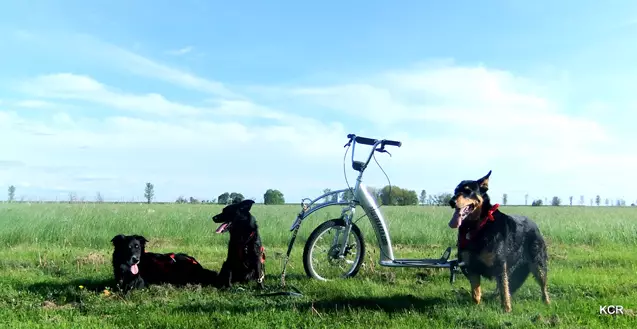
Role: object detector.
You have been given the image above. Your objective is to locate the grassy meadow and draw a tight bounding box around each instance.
[0,202,635,328]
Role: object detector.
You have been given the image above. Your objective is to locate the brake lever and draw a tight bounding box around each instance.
[375,148,392,157]
[344,139,353,148]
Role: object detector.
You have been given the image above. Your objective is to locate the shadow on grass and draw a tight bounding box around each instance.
[19,273,302,304]
[264,272,307,281]
[177,294,448,315]
[19,277,114,303]
[304,295,447,314]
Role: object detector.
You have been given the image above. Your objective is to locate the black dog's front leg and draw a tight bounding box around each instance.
[114,265,127,291]
[115,265,145,293]
[132,276,146,290]
[217,262,233,289]
[117,275,145,294]
[125,276,146,293]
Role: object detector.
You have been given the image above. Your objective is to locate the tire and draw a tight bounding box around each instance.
[302,219,366,281]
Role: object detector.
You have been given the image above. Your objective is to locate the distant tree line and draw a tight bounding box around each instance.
[4,184,636,207]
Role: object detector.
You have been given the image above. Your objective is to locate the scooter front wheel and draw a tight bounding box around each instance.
[302,219,365,281]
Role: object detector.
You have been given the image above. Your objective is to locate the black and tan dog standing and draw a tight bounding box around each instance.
[448,170,550,312]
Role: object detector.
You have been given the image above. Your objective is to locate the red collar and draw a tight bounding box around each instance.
[458,203,500,249]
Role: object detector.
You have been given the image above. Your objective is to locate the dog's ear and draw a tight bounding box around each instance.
[477,170,491,192]
[111,234,125,246]
[238,199,255,213]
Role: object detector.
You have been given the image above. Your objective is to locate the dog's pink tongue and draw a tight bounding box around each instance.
[130,264,139,275]
[215,223,229,234]
[448,209,462,228]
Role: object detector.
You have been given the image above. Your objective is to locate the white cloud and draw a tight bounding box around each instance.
[13,100,56,108]
[278,63,611,151]
[0,104,348,202]
[166,46,194,56]
[70,35,241,99]
[18,73,204,117]
[11,30,240,99]
[244,61,635,202]
[1,34,635,204]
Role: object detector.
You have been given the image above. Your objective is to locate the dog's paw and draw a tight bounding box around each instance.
[215,283,232,291]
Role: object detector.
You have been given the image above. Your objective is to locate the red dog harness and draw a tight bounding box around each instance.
[458,203,500,249]
[238,231,266,284]
[144,251,199,273]
[240,232,266,265]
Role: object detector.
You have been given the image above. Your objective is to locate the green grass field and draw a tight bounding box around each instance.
[0,203,635,328]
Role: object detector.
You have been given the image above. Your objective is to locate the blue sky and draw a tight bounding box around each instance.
[1,0,636,205]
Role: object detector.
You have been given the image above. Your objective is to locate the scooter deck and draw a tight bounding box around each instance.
[378,247,466,283]
[380,259,459,268]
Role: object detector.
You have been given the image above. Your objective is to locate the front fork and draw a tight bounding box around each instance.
[335,204,356,258]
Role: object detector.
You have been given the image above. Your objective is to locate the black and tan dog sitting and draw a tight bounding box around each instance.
[212,199,266,290]
[111,234,218,292]
[448,170,550,312]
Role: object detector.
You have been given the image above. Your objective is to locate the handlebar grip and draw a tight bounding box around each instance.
[347,134,400,147]
[354,136,378,146]
[383,139,402,147]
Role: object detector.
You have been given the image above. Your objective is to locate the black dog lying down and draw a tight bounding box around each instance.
[111,234,218,292]
[448,170,550,313]
[212,199,266,290]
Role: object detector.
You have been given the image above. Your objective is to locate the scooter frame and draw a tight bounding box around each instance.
[279,134,464,287]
